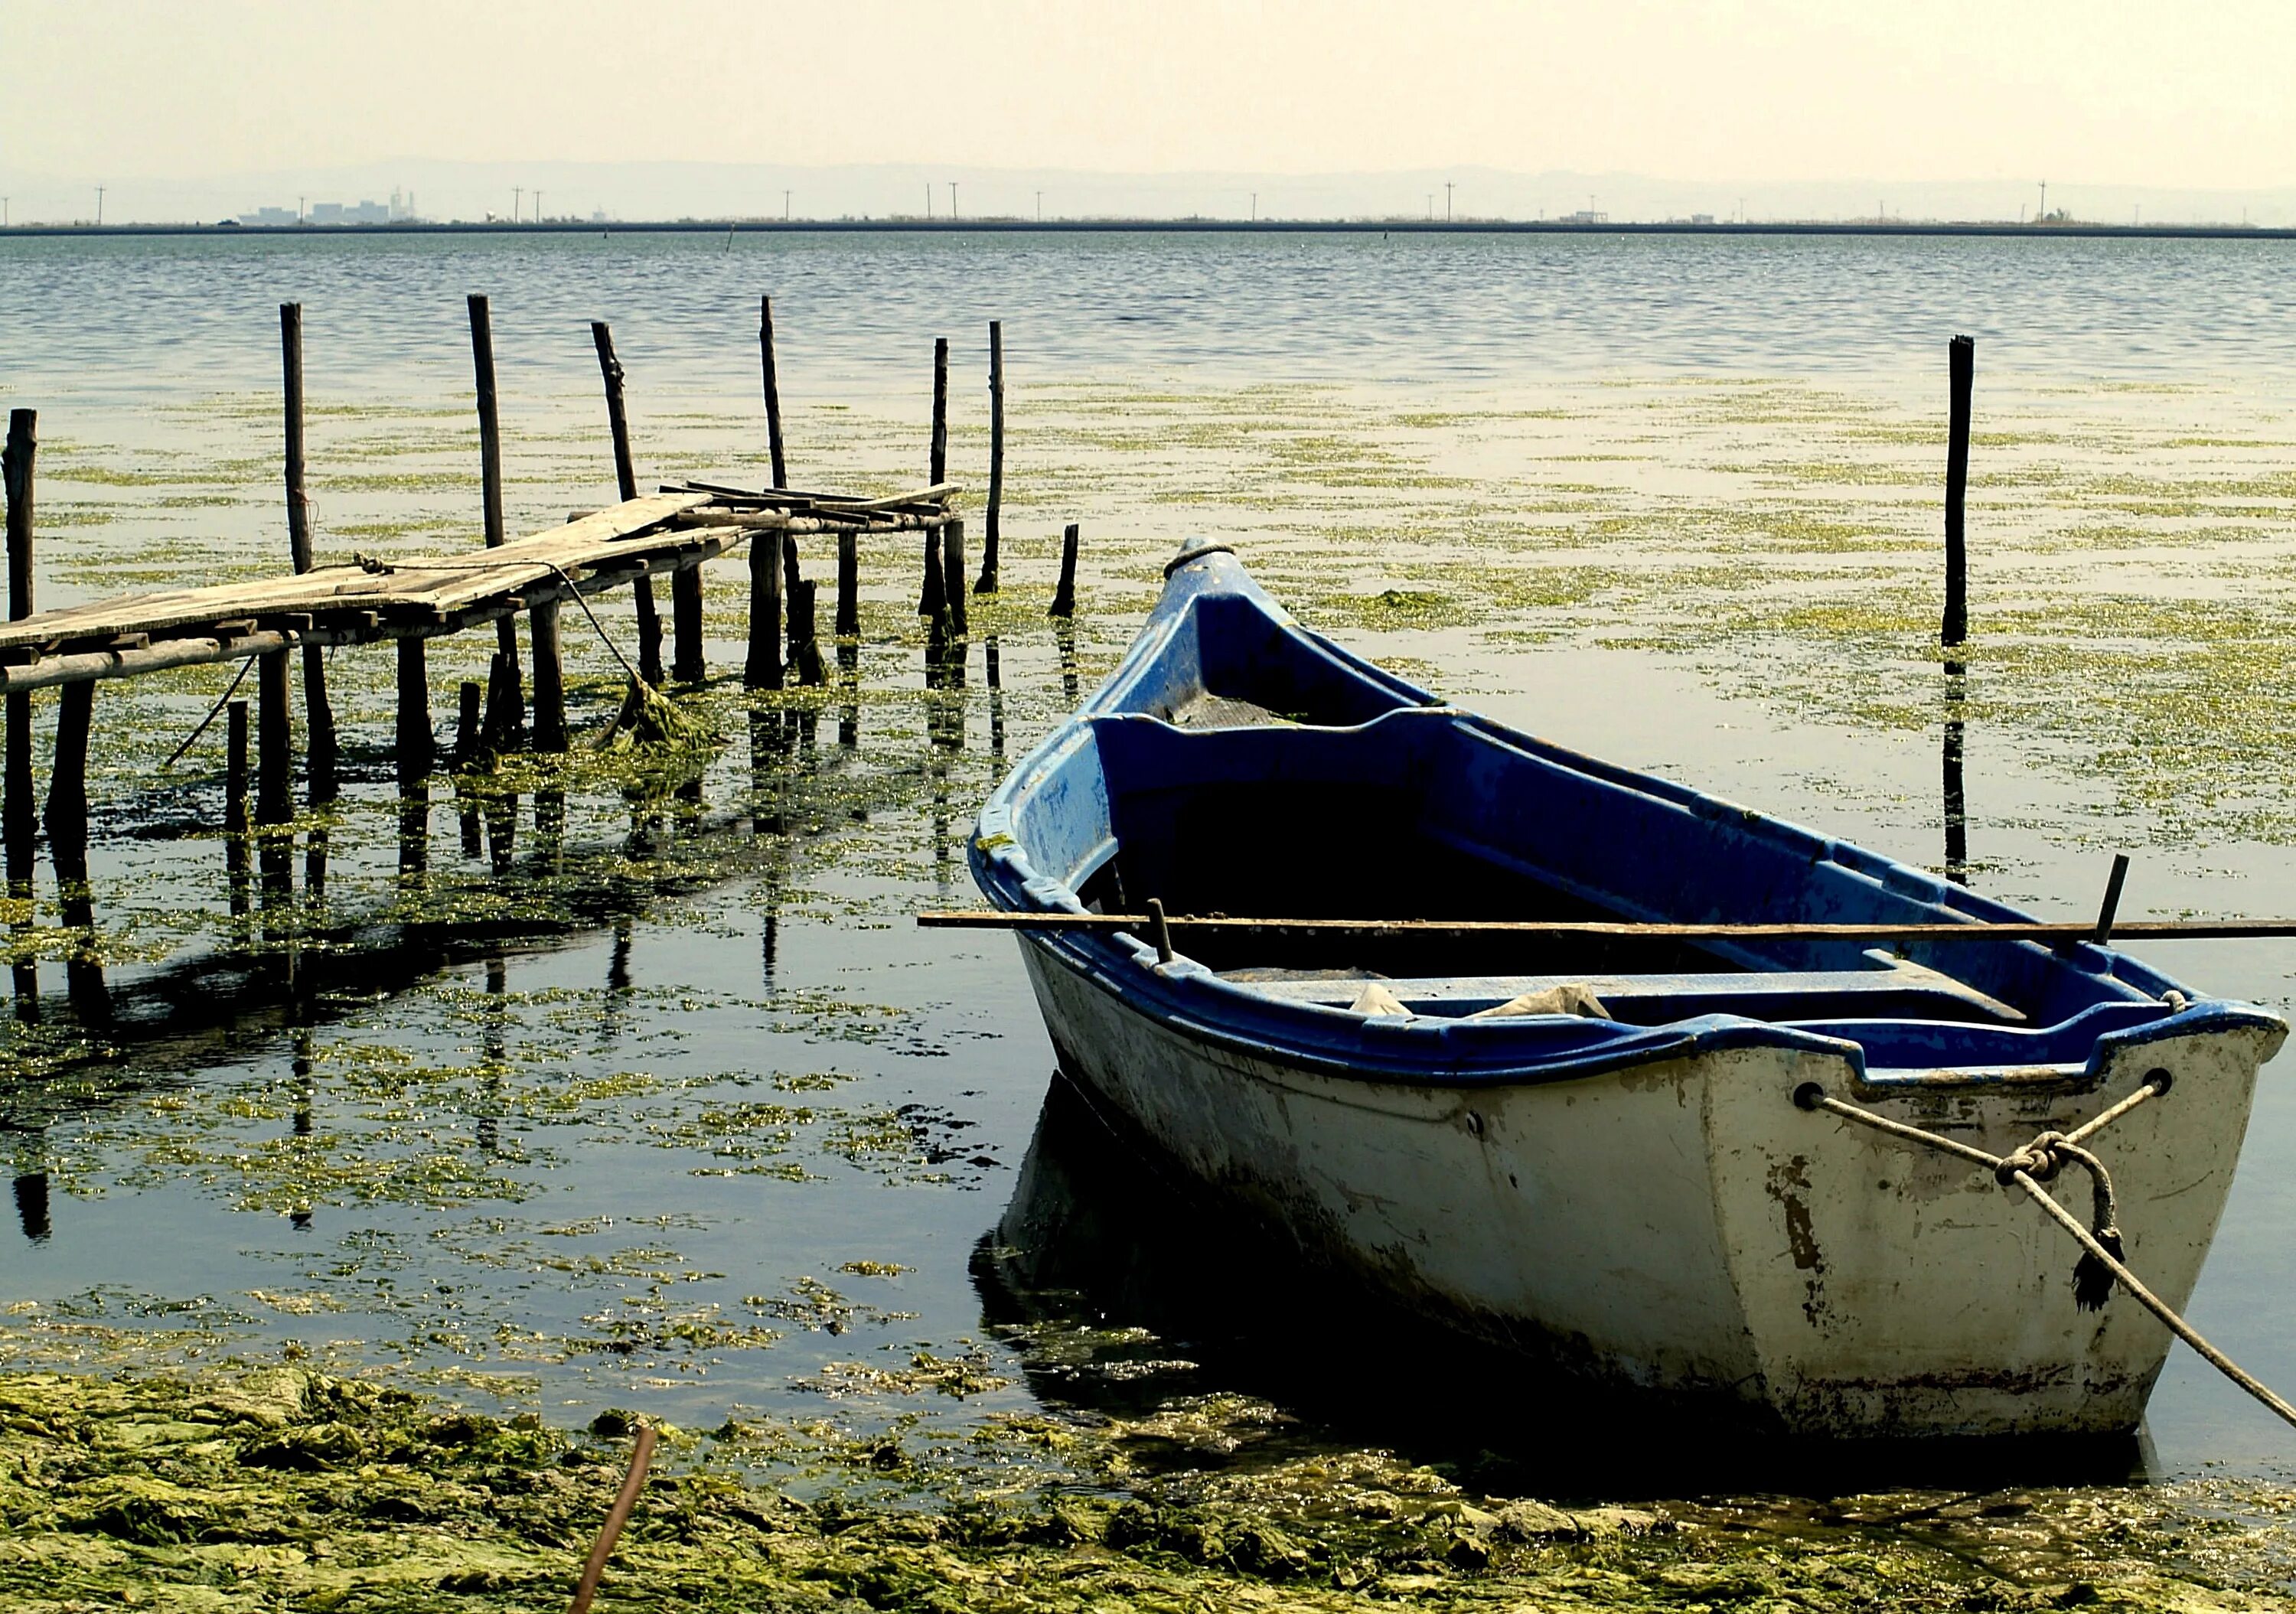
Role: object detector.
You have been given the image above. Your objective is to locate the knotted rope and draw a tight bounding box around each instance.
[1793,1072,2296,1433]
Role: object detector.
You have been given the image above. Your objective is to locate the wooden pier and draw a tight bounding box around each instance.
[0,295,1083,1029]
[0,483,955,699]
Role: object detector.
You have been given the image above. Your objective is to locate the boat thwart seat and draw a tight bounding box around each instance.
[1226,950,2027,1025]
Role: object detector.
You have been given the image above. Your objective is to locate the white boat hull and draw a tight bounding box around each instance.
[1020,938,2275,1437]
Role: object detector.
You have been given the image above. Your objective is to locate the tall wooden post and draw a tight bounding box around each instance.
[257,649,293,825]
[1050,522,1079,618]
[930,336,949,486]
[746,523,784,690]
[2,410,36,901]
[835,530,859,637]
[396,637,433,783]
[468,294,523,732]
[1942,334,1974,647]
[3,410,34,1021]
[976,320,1002,592]
[592,321,662,685]
[760,295,788,489]
[920,337,950,617]
[530,601,567,751]
[941,517,967,637]
[280,303,338,801]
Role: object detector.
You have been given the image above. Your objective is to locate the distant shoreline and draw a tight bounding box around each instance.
[4,219,2291,240]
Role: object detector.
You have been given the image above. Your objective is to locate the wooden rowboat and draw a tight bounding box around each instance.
[968,545,2286,1437]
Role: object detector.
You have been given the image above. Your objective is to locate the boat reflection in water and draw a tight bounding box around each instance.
[975,1071,2160,1498]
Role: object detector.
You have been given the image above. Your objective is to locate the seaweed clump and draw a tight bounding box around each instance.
[3,1365,2293,1611]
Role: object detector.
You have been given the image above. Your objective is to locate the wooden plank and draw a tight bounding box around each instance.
[0,493,706,651]
[917,911,2296,944]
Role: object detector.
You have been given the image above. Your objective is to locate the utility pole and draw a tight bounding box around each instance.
[1035,190,1042,221]
[1251,191,1257,221]
[95,186,105,226]
[949,181,958,220]
[784,189,791,221]
[925,184,932,219]
[3,198,10,228]
[1446,181,1453,221]
[298,195,305,224]
[534,190,543,222]
[513,187,523,223]
[2038,180,2047,222]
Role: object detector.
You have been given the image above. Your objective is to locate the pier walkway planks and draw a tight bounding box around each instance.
[0,484,953,693]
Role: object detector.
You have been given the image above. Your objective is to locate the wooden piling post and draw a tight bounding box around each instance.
[468,294,524,733]
[760,295,788,489]
[280,303,338,802]
[44,684,91,876]
[1942,334,1974,647]
[745,523,784,691]
[977,321,1002,592]
[530,601,567,751]
[45,679,105,1021]
[1049,522,1079,618]
[591,321,662,685]
[941,517,968,636]
[835,531,859,638]
[224,700,249,921]
[227,701,249,835]
[670,561,706,683]
[920,337,949,616]
[918,527,947,619]
[791,579,826,686]
[2,409,36,900]
[930,336,949,485]
[454,680,482,770]
[396,637,433,782]
[256,649,292,825]
[482,650,523,749]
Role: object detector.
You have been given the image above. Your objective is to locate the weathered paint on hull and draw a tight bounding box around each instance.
[1020,937,2272,1437]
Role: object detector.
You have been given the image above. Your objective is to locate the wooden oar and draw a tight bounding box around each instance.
[917,911,2296,944]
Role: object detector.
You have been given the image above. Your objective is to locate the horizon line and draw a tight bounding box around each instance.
[4,218,2291,240]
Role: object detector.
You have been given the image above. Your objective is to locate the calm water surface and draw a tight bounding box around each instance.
[0,231,2291,1487]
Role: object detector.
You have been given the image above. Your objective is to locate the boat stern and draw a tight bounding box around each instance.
[1702,1010,2284,1436]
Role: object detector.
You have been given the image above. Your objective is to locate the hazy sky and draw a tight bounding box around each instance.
[8,0,2294,190]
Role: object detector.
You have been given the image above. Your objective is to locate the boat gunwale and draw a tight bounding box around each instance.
[969,549,2288,1095]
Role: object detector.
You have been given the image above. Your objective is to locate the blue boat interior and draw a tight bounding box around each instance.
[977,552,2245,1078]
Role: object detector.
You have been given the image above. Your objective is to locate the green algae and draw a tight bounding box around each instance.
[2,1364,2291,1612]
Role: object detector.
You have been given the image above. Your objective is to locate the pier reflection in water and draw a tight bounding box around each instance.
[1943,660,1968,885]
[977,1071,2155,1497]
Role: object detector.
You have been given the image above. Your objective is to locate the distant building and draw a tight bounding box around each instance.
[1690,213,1716,226]
[237,198,397,227]
[1562,209,1609,225]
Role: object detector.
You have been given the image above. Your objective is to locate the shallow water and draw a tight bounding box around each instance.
[0,230,2293,1511]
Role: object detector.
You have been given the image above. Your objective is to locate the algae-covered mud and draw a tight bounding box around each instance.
[10,1362,2296,1612]
[0,231,2293,1604]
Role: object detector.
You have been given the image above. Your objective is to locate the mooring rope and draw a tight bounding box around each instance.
[1794,1076,2296,1432]
[158,651,258,771]
[354,551,647,690]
